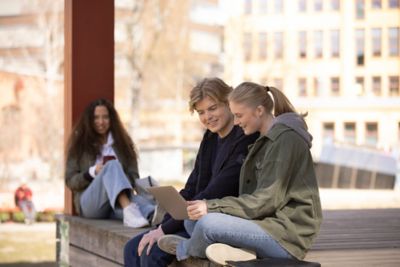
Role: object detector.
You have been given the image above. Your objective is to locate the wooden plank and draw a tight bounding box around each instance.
[63,209,400,266]
[70,245,122,267]
[305,248,400,267]
[68,216,148,265]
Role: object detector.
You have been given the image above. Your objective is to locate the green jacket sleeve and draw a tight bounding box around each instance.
[65,155,93,192]
[207,133,299,219]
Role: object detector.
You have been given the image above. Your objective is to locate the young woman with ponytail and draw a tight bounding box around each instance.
[157,82,322,265]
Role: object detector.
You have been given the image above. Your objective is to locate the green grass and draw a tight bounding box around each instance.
[0,223,56,264]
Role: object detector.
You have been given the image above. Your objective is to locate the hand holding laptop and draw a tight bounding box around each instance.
[187,200,208,220]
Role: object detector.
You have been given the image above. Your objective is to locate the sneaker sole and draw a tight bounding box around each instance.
[206,243,256,266]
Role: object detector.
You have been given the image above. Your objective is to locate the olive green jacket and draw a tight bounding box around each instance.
[207,123,322,259]
[65,146,139,214]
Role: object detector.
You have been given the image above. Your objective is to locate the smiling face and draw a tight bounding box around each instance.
[194,96,233,138]
[229,101,265,135]
[93,105,110,138]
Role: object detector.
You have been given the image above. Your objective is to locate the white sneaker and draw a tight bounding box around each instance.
[206,243,256,266]
[123,203,149,228]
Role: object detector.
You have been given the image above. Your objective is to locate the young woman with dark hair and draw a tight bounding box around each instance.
[65,98,154,228]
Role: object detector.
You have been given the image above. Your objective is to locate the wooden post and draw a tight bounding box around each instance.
[64,0,114,215]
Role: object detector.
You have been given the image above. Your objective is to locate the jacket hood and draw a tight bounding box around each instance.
[271,112,313,148]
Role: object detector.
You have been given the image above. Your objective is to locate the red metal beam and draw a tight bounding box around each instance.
[64,0,114,215]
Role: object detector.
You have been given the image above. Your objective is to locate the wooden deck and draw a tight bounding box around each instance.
[58,208,400,266]
[305,209,400,266]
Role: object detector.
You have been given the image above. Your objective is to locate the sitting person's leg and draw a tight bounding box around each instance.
[124,230,188,267]
[19,200,35,224]
[175,213,293,261]
[131,194,156,223]
[80,160,150,227]
[26,200,36,223]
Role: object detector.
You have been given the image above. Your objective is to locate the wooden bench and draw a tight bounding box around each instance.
[57,209,400,266]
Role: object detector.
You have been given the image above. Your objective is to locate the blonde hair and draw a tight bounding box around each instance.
[189,77,233,113]
[229,82,300,117]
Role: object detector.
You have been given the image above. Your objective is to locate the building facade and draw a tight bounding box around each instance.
[223,0,400,162]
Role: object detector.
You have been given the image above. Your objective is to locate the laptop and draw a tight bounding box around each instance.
[147,186,189,220]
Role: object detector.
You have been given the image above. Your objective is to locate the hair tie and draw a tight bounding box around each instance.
[265,86,275,115]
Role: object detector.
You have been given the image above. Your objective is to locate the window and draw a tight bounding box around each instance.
[243,32,252,61]
[331,0,340,10]
[273,78,283,91]
[244,0,252,14]
[259,0,268,13]
[356,29,365,66]
[299,31,307,58]
[372,76,381,96]
[344,122,356,144]
[331,30,340,57]
[314,30,323,58]
[355,0,365,19]
[274,32,283,58]
[355,77,364,95]
[389,76,399,96]
[389,0,400,8]
[389,27,399,56]
[298,0,307,12]
[371,28,382,56]
[398,122,400,143]
[314,0,323,11]
[259,32,267,60]
[365,122,378,146]
[323,122,335,143]
[371,0,382,8]
[331,77,340,95]
[274,0,283,13]
[313,77,323,96]
[298,78,307,96]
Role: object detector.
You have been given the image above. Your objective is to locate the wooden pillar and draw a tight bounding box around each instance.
[64,0,114,215]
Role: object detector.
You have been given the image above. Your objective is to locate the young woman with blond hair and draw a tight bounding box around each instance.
[157,82,322,265]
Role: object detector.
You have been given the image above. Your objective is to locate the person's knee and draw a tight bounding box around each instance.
[197,213,223,229]
[194,213,223,238]
[124,237,140,265]
[104,159,122,170]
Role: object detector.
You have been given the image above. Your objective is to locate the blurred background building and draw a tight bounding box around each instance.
[0,0,399,211]
[222,0,400,189]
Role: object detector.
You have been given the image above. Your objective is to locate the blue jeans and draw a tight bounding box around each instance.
[18,200,36,222]
[80,160,155,220]
[176,213,293,261]
[124,229,189,267]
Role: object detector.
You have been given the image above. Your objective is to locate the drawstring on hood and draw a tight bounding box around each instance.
[270,112,313,148]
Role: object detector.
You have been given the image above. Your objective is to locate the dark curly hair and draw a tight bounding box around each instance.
[66,98,138,163]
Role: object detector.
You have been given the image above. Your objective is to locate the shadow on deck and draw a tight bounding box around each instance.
[57,208,400,267]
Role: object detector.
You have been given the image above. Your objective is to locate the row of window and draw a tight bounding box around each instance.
[322,121,380,146]
[243,27,400,61]
[260,76,399,96]
[244,0,400,15]
[356,0,400,19]
[297,76,400,96]
[296,76,400,96]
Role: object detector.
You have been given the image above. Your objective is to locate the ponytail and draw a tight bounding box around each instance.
[267,86,297,117]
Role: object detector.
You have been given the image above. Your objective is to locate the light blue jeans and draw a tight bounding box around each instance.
[176,213,293,261]
[19,200,36,222]
[80,160,155,220]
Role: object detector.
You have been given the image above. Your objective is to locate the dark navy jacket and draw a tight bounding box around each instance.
[161,125,259,234]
